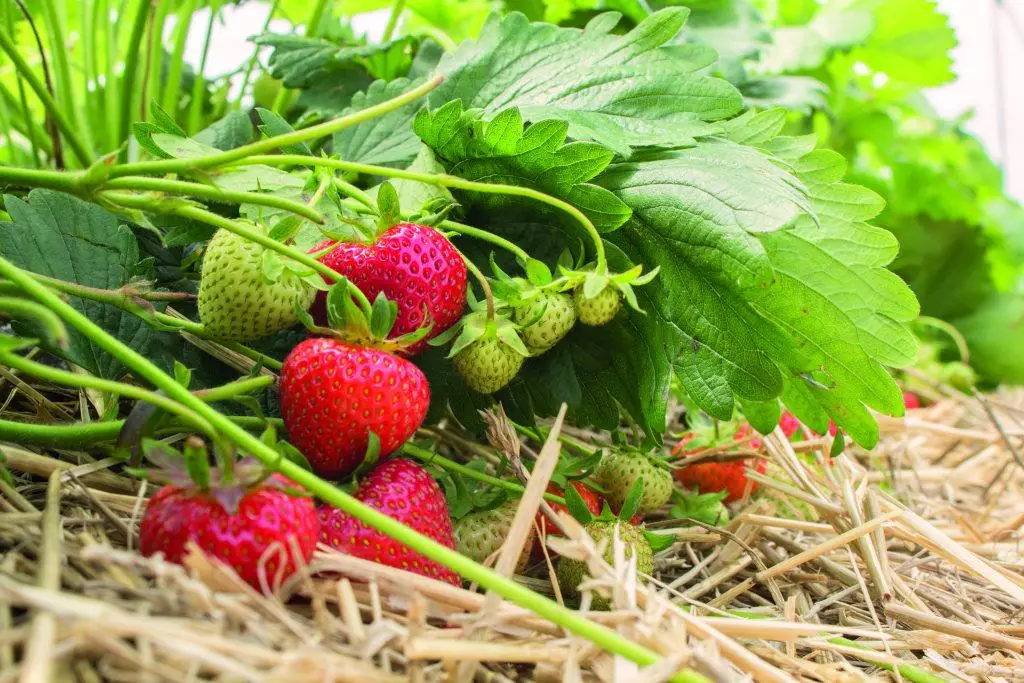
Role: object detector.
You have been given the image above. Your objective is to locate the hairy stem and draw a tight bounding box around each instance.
[402,443,565,505]
[442,220,532,265]
[113,77,443,178]
[239,154,607,271]
[0,298,67,347]
[0,416,279,447]
[0,351,214,436]
[0,253,706,683]
[193,375,275,403]
[101,195,341,282]
[104,176,326,224]
[461,254,495,323]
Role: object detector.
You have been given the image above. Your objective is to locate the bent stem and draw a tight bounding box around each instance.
[238,155,608,272]
[104,177,326,224]
[111,76,444,178]
[461,255,495,322]
[442,220,532,265]
[0,254,707,683]
[0,416,279,448]
[102,195,342,283]
[0,351,214,437]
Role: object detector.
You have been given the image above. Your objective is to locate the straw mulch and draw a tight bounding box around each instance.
[2,389,1024,682]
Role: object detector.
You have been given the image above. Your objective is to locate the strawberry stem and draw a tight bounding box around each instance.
[0,254,710,683]
[0,416,279,447]
[461,253,495,322]
[231,155,609,272]
[108,76,444,179]
[441,220,533,266]
[402,443,566,506]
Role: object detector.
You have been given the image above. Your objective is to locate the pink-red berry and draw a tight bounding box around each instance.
[280,338,430,479]
[319,459,460,585]
[311,223,467,355]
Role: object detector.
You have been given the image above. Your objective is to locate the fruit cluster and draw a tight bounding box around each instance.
[138,216,926,607]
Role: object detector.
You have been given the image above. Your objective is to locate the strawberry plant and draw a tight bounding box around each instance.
[0,0,951,676]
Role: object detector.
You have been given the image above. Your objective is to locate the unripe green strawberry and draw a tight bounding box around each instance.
[198,229,316,342]
[454,337,525,394]
[574,285,622,326]
[513,291,576,353]
[596,451,673,516]
[555,519,653,610]
[454,500,534,573]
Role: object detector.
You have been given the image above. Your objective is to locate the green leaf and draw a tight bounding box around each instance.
[343,9,743,164]
[847,0,956,88]
[376,182,402,229]
[415,102,632,232]
[0,191,158,378]
[564,481,595,524]
[738,397,779,435]
[333,78,428,167]
[618,476,644,522]
[253,108,313,156]
[830,428,846,459]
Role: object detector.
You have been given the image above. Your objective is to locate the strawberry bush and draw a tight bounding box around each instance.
[0,0,1006,672]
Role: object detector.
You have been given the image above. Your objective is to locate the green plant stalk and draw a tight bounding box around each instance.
[102,195,341,283]
[415,26,458,52]
[193,375,274,403]
[828,638,946,683]
[402,443,566,506]
[39,0,85,156]
[111,76,444,178]
[103,177,326,224]
[0,254,708,683]
[0,165,87,195]
[332,177,376,212]
[162,0,197,119]
[0,24,91,166]
[143,0,170,124]
[187,4,218,134]
[0,415,280,448]
[382,0,407,42]
[119,0,153,159]
[442,220,532,264]
[460,252,496,321]
[0,297,67,347]
[0,84,51,160]
[235,0,283,110]
[0,270,280,373]
[240,154,607,271]
[270,0,330,115]
[0,351,214,436]
[100,0,120,151]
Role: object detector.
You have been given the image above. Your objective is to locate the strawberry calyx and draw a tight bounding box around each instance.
[299,277,432,355]
[558,262,660,318]
[430,308,530,360]
[129,436,309,516]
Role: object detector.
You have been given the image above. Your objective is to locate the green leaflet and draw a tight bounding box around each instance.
[414,102,631,231]
[339,9,743,165]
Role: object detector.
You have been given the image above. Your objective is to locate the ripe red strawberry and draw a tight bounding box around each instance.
[903,391,921,410]
[675,458,767,504]
[280,337,430,479]
[319,458,459,586]
[139,475,319,590]
[311,223,468,355]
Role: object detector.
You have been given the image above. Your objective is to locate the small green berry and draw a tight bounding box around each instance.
[454,337,525,394]
[513,291,577,353]
[574,285,622,326]
[555,520,653,609]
